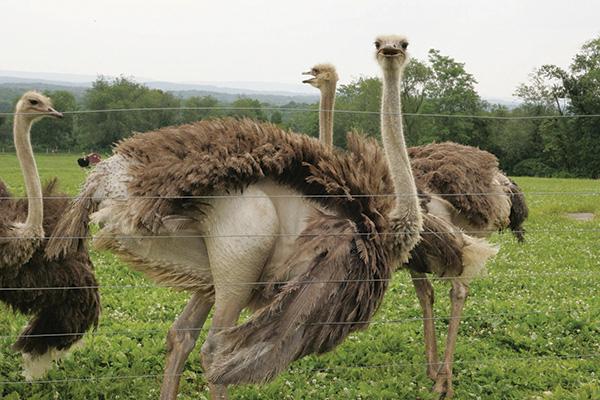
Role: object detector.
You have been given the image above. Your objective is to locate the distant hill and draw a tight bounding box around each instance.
[0,73,318,106]
[484,96,522,109]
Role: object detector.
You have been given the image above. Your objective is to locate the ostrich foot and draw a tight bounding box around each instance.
[432,368,454,399]
[208,383,229,399]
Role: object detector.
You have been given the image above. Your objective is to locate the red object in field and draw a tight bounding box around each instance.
[87,153,101,165]
[77,153,102,168]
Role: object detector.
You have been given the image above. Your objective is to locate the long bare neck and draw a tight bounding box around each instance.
[319,84,336,147]
[380,67,420,222]
[13,115,43,231]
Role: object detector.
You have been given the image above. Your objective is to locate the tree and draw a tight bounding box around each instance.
[78,77,181,150]
[402,58,433,144]
[420,49,485,146]
[228,98,266,121]
[514,65,567,114]
[180,95,220,123]
[335,77,382,146]
[515,34,600,177]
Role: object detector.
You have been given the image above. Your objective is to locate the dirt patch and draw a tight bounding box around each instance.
[565,212,595,221]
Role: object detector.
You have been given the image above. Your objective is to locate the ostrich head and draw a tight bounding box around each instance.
[374,35,410,72]
[302,63,339,89]
[15,91,63,123]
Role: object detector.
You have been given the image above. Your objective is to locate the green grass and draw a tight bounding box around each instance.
[1,154,599,399]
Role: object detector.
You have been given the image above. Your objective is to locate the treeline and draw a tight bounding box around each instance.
[0,34,598,178]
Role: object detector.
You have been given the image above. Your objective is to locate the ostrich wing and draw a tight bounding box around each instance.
[0,179,41,268]
[408,142,500,228]
[207,212,391,385]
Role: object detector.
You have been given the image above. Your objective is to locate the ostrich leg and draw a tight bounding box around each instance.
[202,302,247,400]
[201,189,279,400]
[160,293,213,400]
[433,280,469,398]
[410,271,440,379]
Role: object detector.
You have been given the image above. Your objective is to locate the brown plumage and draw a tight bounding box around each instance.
[409,142,500,228]
[0,179,100,365]
[46,118,413,386]
[507,178,529,242]
[118,119,394,243]
[208,212,389,384]
[409,142,528,240]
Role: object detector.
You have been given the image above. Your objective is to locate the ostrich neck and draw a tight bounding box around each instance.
[380,67,419,219]
[319,85,336,147]
[13,115,43,231]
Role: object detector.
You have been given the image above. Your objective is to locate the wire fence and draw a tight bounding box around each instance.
[1,105,599,390]
[0,227,600,243]
[0,191,599,199]
[3,106,600,119]
[1,268,599,292]
[1,353,598,386]
[0,306,596,341]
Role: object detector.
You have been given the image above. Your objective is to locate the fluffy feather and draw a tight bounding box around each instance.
[0,179,100,368]
[45,119,412,384]
[208,212,390,384]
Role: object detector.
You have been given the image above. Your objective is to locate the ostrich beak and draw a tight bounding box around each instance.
[302,71,316,84]
[47,107,64,119]
[378,46,403,57]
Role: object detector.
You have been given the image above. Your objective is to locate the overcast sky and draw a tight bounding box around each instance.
[2,0,599,98]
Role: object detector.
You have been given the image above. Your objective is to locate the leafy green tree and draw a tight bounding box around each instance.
[515,65,567,114]
[180,95,220,123]
[515,34,600,177]
[280,102,319,138]
[334,77,382,146]
[228,98,266,121]
[78,77,181,150]
[269,110,283,125]
[420,49,485,146]
[402,58,433,144]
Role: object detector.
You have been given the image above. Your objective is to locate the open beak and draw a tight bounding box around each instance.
[378,46,403,57]
[47,107,64,119]
[302,71,317,84]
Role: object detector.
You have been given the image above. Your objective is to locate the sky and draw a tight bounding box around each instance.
[2,0,599,99]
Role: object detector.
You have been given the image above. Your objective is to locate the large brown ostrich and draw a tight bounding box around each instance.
[303,56,527,398]
[0,92,100,380]
[45,34,422,399]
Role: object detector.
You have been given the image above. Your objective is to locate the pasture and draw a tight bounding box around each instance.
[1,154,599,399]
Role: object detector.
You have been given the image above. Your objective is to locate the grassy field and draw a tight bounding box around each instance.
[1,154,599,399]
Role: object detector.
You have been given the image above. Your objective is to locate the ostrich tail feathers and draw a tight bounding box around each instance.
[507,179,528,242]
[207,214,391,385]
[45,183,98,260]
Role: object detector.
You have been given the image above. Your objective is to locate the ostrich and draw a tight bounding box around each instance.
[303,60,527,397]
[45,35,422,399]
[0,92,100,380]
[402,144,529,397]
[302,63,338,146]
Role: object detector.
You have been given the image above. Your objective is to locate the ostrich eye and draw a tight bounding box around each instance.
[29,99,39,106]
[313,69,319,74]
[401,42,409,49]
[374,41,381,49]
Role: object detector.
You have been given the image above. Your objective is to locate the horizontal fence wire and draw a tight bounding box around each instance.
[0,191,599,200]
[1,270,599,292]
[2,226,600,242]
[0,353,597,386]
[0,307,595,340]
[2,106,600,119]
[1,106,597,390]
